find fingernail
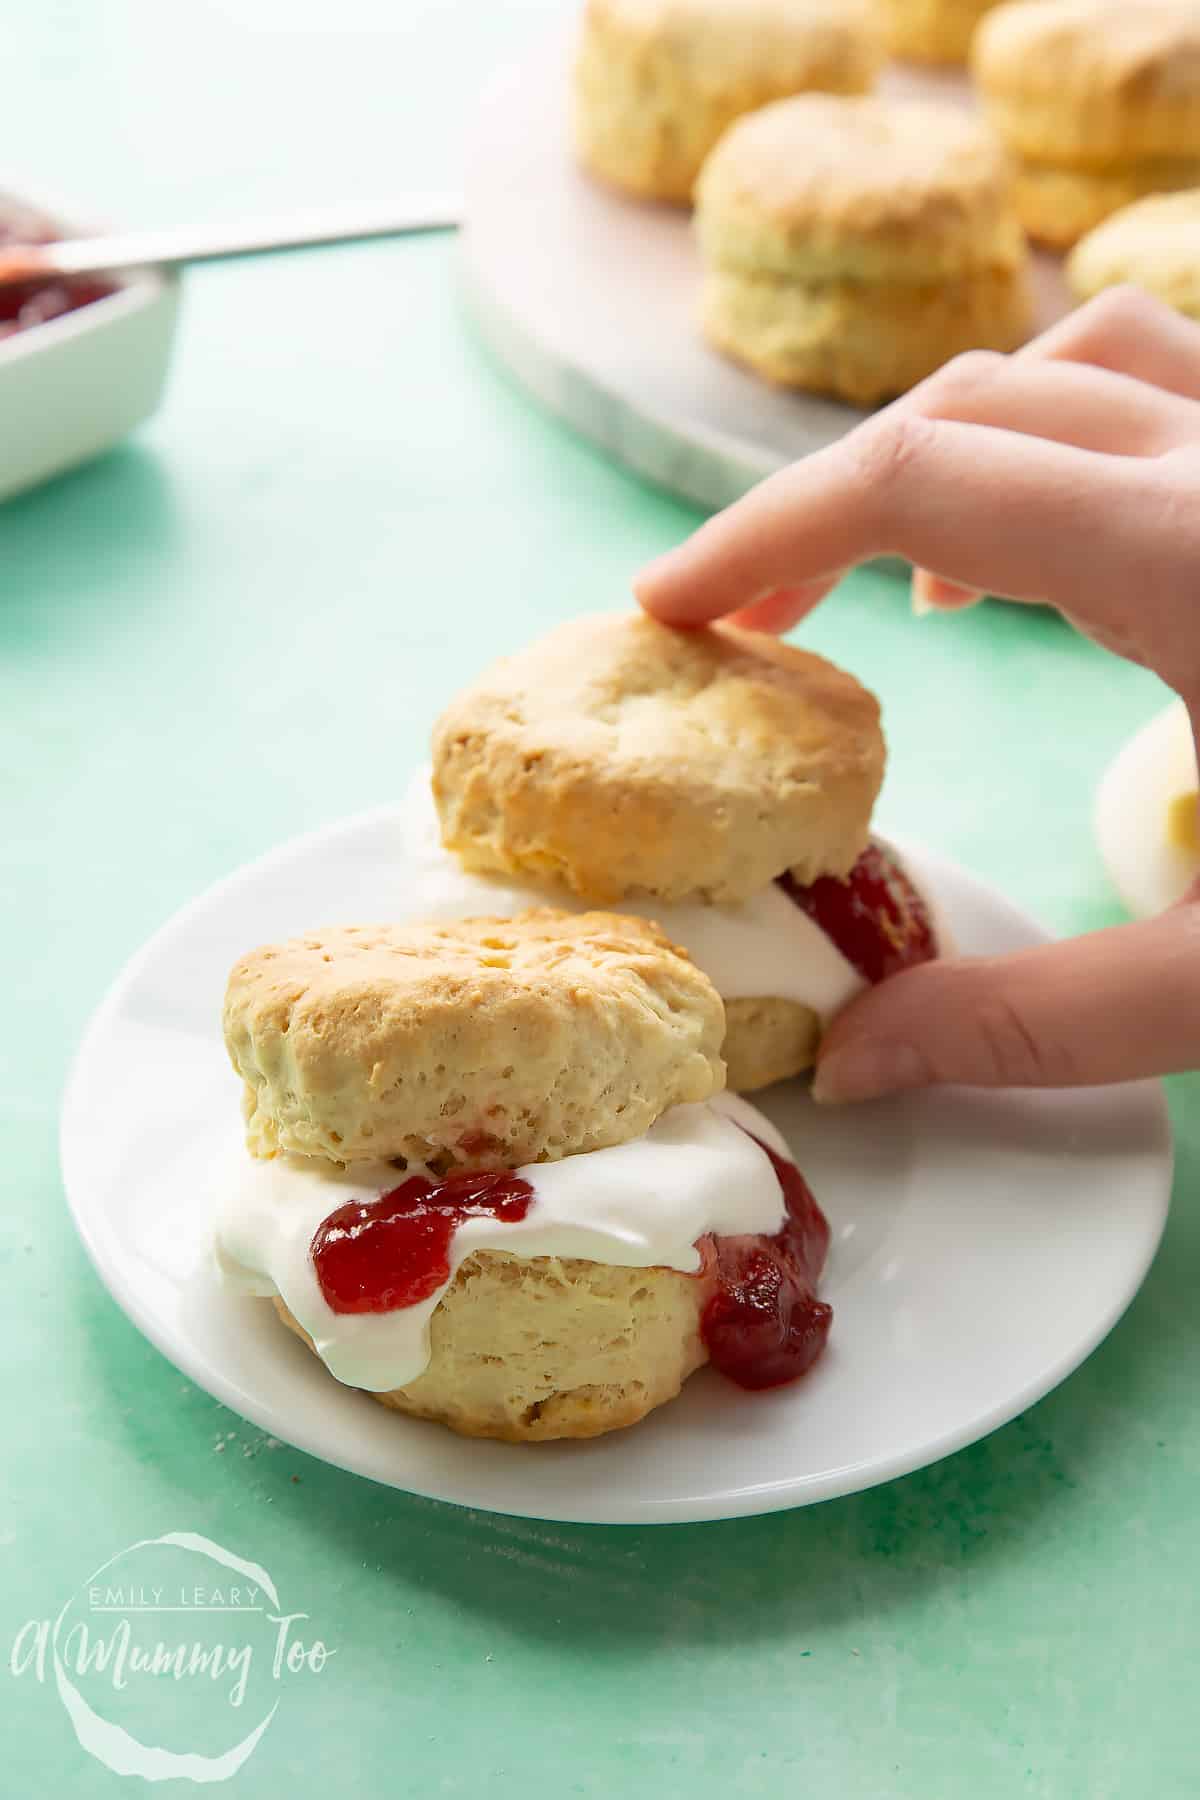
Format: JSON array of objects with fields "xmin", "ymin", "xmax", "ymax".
[
  {"xmin": 911, "ymin": 570, "xmax": 979, "ymax": 615},
  {"xmin": 812, "ymin": 1042, "xmax": 931, "ymax": 1104}
]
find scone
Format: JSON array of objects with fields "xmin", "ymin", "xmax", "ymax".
[
  {"xmin": 215, "ymin": 911, "xmax": 835, "ymax": 1441},
  {"xmin": 881, "ymin": 0, "xmax": 1006, "ymax": 65},
  {"xmin": 573, "ymin": 0, "xmax": 883, "ymax": 204},
  {"xmin": 419, "ymin": 613, "xmax": 943, "ymax": 1093},
  {"xmin": 1067, "ymin": 189, "xmax": 1200, "ymax": 320},
  {"xmin": 972, "ymin": 0, "xmax": 1200, "ymax": 247},
  {"xmin": 693, "ymin": 94, "xmax": 1031, "ymax": 404}
]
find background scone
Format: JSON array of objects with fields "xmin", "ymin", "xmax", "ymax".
[
  {"xmin": 973, "ymin": 0, "xmax": 1200, "ymax": 247},
  {"xmin": 425, "ymin": 614, "xmax": 941, "ymax": 1093},
  {"xmin": 1067, "ymin": 190, "xmax": 1200, "ymax": 320},
  {"xmin": 693, "ymin": 94, "xmax": 1031, "ymax": 404},
  {"xmin": 881, "ymin": 0, "xmax": 1006, "ymax": 65},
  {"xmin": 573, "ymin": 0, "xmax": 883, "ymax": 204},
  {"xmin": 224, "ymin": 909, "xmax": 724, "ymax": 1167}
]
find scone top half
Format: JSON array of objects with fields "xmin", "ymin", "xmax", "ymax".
[
  {"xmin": 431, "ymin": 614, "xmax": 885, "ymax": 906},
  {"xmin": 223, "ymin": 909, "xmax": 725, "ymax": 1169},
  {"xmin": 695, "ymin": 93, "xmax": 1027, "ymax": 287},
  {"xmin": 972, "ymin": 0, "xmax": 1200, "ymax": 167}
]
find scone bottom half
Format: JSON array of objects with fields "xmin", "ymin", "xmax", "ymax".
[{"xmin": 217, "ymin": 910, "xmax": 837, "ymax": 1442}]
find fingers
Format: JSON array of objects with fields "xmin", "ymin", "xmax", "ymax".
[
  {"xmin": 903, "ymin": 347, "xmax": 1198, "ymax": 457},
  {"xmin": 727, "ymin": 576, "xmax": 842, "ymax": 634},
  {"xmin": 812, "ymin": 904, "xmax": 1200, "ymax": 1101},
  {"xmin": 636, "ymin": 409, "xmax": 1177, "ymax": 626},
  {"xmin": 1024, "ymin": 285, "xmax": 1200, "ymax": 403}
]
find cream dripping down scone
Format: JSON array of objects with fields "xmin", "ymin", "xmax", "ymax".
[
  {"xmin": 972, "ymin": 0, "xmax": 1200, "ymax": 248},
  {"xmin": 693, "ymin": 94, "xmax": 1031, "ymax": 404},
  {"xmin": 573, "ymin": 0, "xmax": 884, "ymax": 204},
  {"xmin": 419, "ymin": 613, "xmax": 943, "ymax": 1093},
  {"xmin": 215, "ymin": 910, "xmax": 836, "ymax": 1441}
]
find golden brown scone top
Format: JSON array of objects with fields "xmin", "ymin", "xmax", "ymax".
[
  {"xmin": 695, "ymin": 93, "xmax": 1025, "ymax": 284},
  {"xmin": 974, "ymin": 0, "xmax": 1200, "ymax": 99},
  {"xmin": 973, "ymin": 1, "xmax": 1200, "ymax": 164},
  {"xmin": 224, "ymin": 910, "xmax": 725, "ymax": 1169},
  {"xmin": 1067, "ymin": 189, "xmax": 1200, "ymax": 317},
  {"xmin": 431, "ymin": 614, "xmax": 885, "ymax": 905}
]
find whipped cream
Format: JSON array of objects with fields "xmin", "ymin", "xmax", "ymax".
[
  {"xmin": 214, "ymin": 1092, "xmax": 790, "ymax": 1393},
  {"xmin": 397, "ymin": 771, "xmax": 865, "ymax": 1019}
]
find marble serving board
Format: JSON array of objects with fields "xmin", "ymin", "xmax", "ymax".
[{"xmin": 460, "ymin": 41, "xmax": 1075, "ymax": 513}]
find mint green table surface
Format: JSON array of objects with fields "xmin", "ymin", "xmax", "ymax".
[{"xmin": 3, "ymin": 4, "xmax": 1196, "ymax": 1794}]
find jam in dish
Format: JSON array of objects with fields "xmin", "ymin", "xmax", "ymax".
[
  {"xmin": 311, "ymin": 1133, "xmax": 831, "ymax": 1393},
  {"xmin": 779, "ymin": 841, "xmax": 937, "ymax": 984},
  {"xmin": 0, "ymin": 198, "xmax": 113, "ymax": 342}
]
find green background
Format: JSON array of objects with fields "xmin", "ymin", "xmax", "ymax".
[{"xmin": 3, "ymin": 2, "xmax": 1195, "ymax": 1793}]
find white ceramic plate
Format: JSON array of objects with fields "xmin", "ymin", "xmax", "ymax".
[
  {"xmin": 61, "ymin": 807, "xmax": 1172, "ymax": 1525},
  {"xmin": 1095, "ymin": 699, "xmax": 1199, "ymax": 918}
]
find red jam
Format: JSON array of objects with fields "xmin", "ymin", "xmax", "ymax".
[
  {"xmin": 312, "ymin": 1170, "xmax": 534, "ymax": 1313},
  {"xmin": 0, "ymin": 199, "xmax": 114, "ymax": 342},
  {"xmin": 700, "ymin": 1138, "xmax": 832, "ymax": 1391},
  {"xmin": 311, "ymin": 1135, "xmax": 832, "ymax": 1395},
  {"xmin": 779, "ymin": 840, "xmax": 936, "ymax": 984}
]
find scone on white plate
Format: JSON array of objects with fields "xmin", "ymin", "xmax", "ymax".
[
  {"xmin": 216, "ymin": 910, "xmax": 834, "ymax": 1442},
  {"xmin": 420, "ymin": 613, "xmax": 945, "ymax": 1093}
]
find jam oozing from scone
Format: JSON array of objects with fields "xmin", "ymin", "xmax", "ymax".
[
  {"xmin": 313, "ymin": 1171, "xmax": 534, "ymax": 1313},
  {"xmin": 701, "ymin": 1138, "xmax": 832, "ymax": 1391},
  {"xmin": 0, "ymin": 200, "xmax": 115, "ymax": 342},
  {"xmin": 779, "ymin": 841, "xmax": 936, "ymax": 984},
  {"xmin": 312, "ymin": 1137, "xmax": 833, "ymax": 1393}
]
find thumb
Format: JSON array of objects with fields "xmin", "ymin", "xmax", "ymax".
[{"xmin": 812, "ymin": 905, "xmax": 1200, "ymax": 1101}]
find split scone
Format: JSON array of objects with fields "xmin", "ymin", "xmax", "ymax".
[
  {"xmin": 1067, "ymin": 189, "xmax": 1200, "ymax": 321},
  {"xmin": 573, "ymin": 0, "xmax": 883, "ymax": 204},
  {"xmin": 881, "ymin": 0, "xmax": 1006, "ymax": 65},
  {"xmin": 972, "ymin": 0, "xmax": 1200, "ymax": 248},
  {"xmin": 415, "ymin": 613, "xmax": 943, "ymax": 1094},
  {"xmin": 693, "ymin": 94, "xmax": 1031, "ymax": 404},
  {"xmin": 216, "ymin": 910, "xmax": 835, "ymax": 1441}
]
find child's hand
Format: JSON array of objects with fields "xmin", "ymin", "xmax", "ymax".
[{"xmin": 635, "ymin": 289, "xmax": 1200, "ymax": 1100}]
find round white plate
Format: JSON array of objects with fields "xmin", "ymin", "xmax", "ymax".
[
  {"xmin": 1095, "ymin": 699, "xmax": 1198, "ymax": 919},
  {"xmin": 460, "ymin": 42, "xmax": 1076, "ymax": 513},
  {"xmin": 61, "ymin": 807, "xmax": 1171, "ymax": 1526}
]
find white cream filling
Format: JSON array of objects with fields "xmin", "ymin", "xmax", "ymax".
[
  {"xmin": 214, "ymin": 1092, "xmax": 790, "ymax": 1393},
  {"xmin": 397, "ymin": 771, "xmax": 866, "ymax": 1020}
]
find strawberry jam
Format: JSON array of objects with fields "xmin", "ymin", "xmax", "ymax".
[
  {"xmin": 701, "ymin": 1139, "xmax": 832, "ymax": 1390},
  {"xmin": 0, "ymin": 198, "xmax": 114, "ymax": 343},
  {"xmin": 313, "ymin": 1170, "xmax": 534, "ymax": 1313},
  {"xmin": 779, "ymin": 840, "xmax": 936, "ymax": 984},
  {"xmin": 311, "ymin": 1136, "xmax": 833, "ymax": 1394}
]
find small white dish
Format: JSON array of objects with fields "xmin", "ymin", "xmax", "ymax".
[
  {"xmin": 1095, "ymin": 699, "xmax": 1199, "ymax": 918},
  {"xmin": 60, "ymin": 804, "xmax": 1172, "ymax": 1526},
  {"xmin": 0, "ymin": 190, "xmax": 179, "ymax": 503}
]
